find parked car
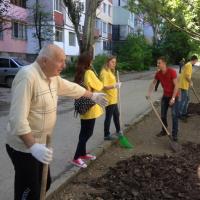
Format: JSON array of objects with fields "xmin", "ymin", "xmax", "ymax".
[{"xmin": 0, "ymin": 57, "xmax": 29, "ymax": 87}]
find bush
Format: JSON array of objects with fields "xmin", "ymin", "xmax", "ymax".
[
  {"xmin": 92, "ymin": 54, "xmax": 107, "ymax": 74},
  {"xmin": 116, "ymin": 34, "xmax": 152, "ymax": 71},
  {"xmin": 61, "ymin": 56, "xmax": 78, "ymax": 78}
]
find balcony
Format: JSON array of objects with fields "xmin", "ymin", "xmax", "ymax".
[{"xmin": 54, "ymin": 11, "xmax": 64, "ymax": 26}]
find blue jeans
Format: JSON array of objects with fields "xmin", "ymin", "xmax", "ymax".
[
  {"xmin": 161, "ymin": 96, "xmax": 179, "ymax": 138},
  {"xmin": 179, "ymin": 89, "xmax": 189, "ymax": 116}
]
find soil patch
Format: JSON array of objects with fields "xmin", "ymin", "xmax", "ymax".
[
  {"xmin": 188, "ymin": 103, "xmax": 200, "ymax": 115},
  {"xmin": 89, "ymin": 142, "xmax": 200, "ymax": 200},
  {"xmin": 49, "ymin": 71, "xmax": 200, "ymax": 200}
]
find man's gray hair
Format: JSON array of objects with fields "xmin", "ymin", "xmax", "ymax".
[{"xmin": 38, "ymin": 45, "xmax": 53, "ymax": 59}]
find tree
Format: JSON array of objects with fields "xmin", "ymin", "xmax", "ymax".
[
  {"xmin": 128, "ymin": 0, "xmax": 200, "ymax": 41},
  {"xmin": 28, "ymin": 0, "xmax": 54, "ymax": 50},
  {"xmin": 63, "ymin": 0, "xmax": 103, "ymax": 54},
  {"xmin": 0, "ymin": 0, "xmax": 10, "ymax": 32}
]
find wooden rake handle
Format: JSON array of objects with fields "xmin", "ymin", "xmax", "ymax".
[
  {"xmin": 146, "ymin": 97, "xmax": 171, "ymax": 136},
  {"xmin": 191, "ymin": 85, "xmax": 200, "ymax": 103},
  {"xmin": 40, "ymin": 134, "xmax": 51, "ymax": 200},
  {"xmin": 117, "ymin": 70, "xmax": 122, "ymax": 128}
]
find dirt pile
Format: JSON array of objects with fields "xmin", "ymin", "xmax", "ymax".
[{"xmin": 89, "ymin": 143, "xmax": 200, "ymax": 200}]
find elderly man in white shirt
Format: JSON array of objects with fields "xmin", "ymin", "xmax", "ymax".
[{"xmin": 6, "ymin": 44, "xmax": 107, "ymax": 200}]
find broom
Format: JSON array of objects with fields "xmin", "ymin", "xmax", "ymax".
[{"xmin": 117, "ymin": 70, "xmax": 133, "ymax": 149}]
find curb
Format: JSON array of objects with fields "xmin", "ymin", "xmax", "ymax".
[{"xmin": 46, "ymin": 106, "xmax": 153, "ymax": 200}]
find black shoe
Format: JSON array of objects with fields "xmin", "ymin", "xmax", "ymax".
[
  {"xmin": 104, "ymin": 135, "xmax": 115, "ymax": 141},
  {"xmin": 156, "ymin": 131, "xmax": 167, "ymax": 137},
  {"xmin": 184, "ymin": 114, "xmax": 192, "ymax": 118},
  {"xmin": 172, "ymin": 137, "xmax": 178, "ymax": 142},
  {"xmin": 179, "ymin": 116, "xmax": 187, "ymax": 122}
]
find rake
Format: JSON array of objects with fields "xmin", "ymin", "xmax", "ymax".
[
  {"xmin": 117, "ymin": 70, "xmax": 133, "ymax": 149},
  {"xmin": 146, "ymin": 97, "xmax": 181, "ymax": 153}
]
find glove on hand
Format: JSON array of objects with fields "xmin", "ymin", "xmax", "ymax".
[
  {"xmin": 91, "ymin": 92, "xmax": 108, "ymax": 107},
  {"xmin": 114, "ymin": 82, "xmax": 122, "ymax": 89},
  {"xmin": 30, "ymin": 143, "xmax": 53, "ymax": 164}
]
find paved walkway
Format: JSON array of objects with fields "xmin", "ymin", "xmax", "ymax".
[{"xmin": 0, "ymin": 69, "xmax": 164, "ymax": 199}]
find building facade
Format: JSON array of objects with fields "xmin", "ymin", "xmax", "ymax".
[
  {"xmin": 0, "ymin": 0, "xmax": 152, "ymax": 60},
  {"xmin": 0, "ymin": 0, "xmax": 29, "ymax": 59}
]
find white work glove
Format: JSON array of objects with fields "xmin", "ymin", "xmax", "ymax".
[
  {"xmin": 91, "ymin": 92, "xmax": 108, "ymax": 107},
  {"xmin": 30, "ymin": 143, "xmax": 53, "ymax": 164},
  {"xmin": 114, "ymin": 82, "xmax": 122, "ymax": 89}
]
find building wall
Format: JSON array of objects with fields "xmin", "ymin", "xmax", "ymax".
[
  {"xmin": 94, "ymin": 0, "xmax": 113, "ymax": 56},
  {"xmin": 112, "ymin": 0, "xmax": 135, "ymax": 41},
  {"xmin": 0, "ymin": 4, "xmax": 28, "ymax": 54},
  {"xmin": 27, "ymin": 0, "xmax": 54, "ymax": 54}
]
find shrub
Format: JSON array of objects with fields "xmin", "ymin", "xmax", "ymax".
[
  {"xmin": 116, "ymin": 34, "xmax": 152, "ymax": 71},
  {"xmin": 92, "ymin": 54, "xmax": 107, "ymax": 74}
]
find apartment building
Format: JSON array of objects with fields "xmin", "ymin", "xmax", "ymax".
[
  {"xmin": 0, "ymin": 0, "xmax": 29, "ymax": 59},
  {"xmin": 94, "ymin": 0, "xmax": 113, "ymax": 55},
  {"xmin": 0, "ymin": 0, "xmax": 152, "ymax": 60},
  {"xmin": 112, "ymin": 0, "xmax": 135, "ymax": 41}
]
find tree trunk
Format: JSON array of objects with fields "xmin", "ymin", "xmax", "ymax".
[{"xmin": 81, "ymin": 0, "xmax": 98, "ymax": 54}]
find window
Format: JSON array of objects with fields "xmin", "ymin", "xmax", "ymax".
[
  {"xmin": 103, "ymin": 22, "xmax": 107, "ymax": 33},
  {"xmin": 55, "ymin": 27, "xmax": 63, "ymax": 42},
  {"xmin": 10, "ymin": 60, "xmax": 18, "ymax": 68},
  {"xmin": 103, "ymin": 41, "xmax": 107, "ymax": 50},
  {"xmin": 0, "ymin": 23, "xmax": 3, "ymax": 40},
  {"xmin": 10, "ymin": 0, "xmax": 26, "ymax": 8},
  {"xmin": 12, "ymin": 22, "xmax": 27, "ymax": 40},
  {"xmin": 0, "ymin": 58, "xmax": 10, "ymax": 68},
  {"xmin": 108, "ymin": 5, "xmax": 111, "ymax": 16},
  {"xmin": 103, "ymin": 3, "xmax": 106, "ymax": 13},
  {"xmin": 54, "ymin": 0, "xmax": 62, "ymax": 12},
  {"xmin": 69, "ymin": 32, "xmax": 76, "ymax": 46},
  {"xmin": 108, "ymin": 23, "xmax": 112, "ymax": 34},
  {"xmin": 103, "ymin": 41, "xmax": 111, "ymax": 51}
]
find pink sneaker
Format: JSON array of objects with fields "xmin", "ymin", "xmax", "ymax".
[
  {"xmin": 71, "ymin": 158, "xmax": 87, "ymax": 168},
  {"xmin": 80, "ymin": 154, "xmax": 96, "ymax": 161}
]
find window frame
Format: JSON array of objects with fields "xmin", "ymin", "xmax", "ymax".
[
  {"xmin": 108, "ymin": 5, "xmax": 111, "ymax": 16},
  {"xmin": 103, "ymin": 22, "xmax": 107, "ymax": 33},
  {"xmin": 55, "ymin": 27, "xmax": 63, "ymax": 42},
  {"xmin": 54, "ymin": 0, "xmax": 62, "ymax": 12},
  {"xmin": 103, "ymin": 3, "xmax": 106, "ymax": 13},
  {"xmin": 12, "ymin": 21, "xmax": 27, "ymax": 40},
  {"xmin": 0, "ymin": 58, "xmax": 10, "ymax": 68},
  {"xmin": 69, "ymin": 32, "xmax": 76, "ymax": 46}
]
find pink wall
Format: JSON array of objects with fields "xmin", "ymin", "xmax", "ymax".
[{"xmin": 0, "ymin": 5, "xmax": 28, "ymax": 53}]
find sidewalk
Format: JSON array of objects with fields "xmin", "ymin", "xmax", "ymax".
[{"xmin": 0, "ymin": 70, "xmax": 163, "ymax": 199}]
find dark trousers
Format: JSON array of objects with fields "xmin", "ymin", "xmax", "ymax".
[
  {"xmin": 104, "ymin": 104, "xmax": 121, "ymax": 137},
  {"xmin": 6, "ymin": 144, "xmax": 51, "ymax": 200},
  {"xmin": 74, "ymin": 118, "xmax": 96, "ymax": 160},
  {"xmin": 161, "ymin": 96, "xmax": 179, "ymax": 138}
]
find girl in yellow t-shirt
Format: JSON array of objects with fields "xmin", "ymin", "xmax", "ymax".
[
  {"xmin": 100, "ymin": 56, "xmax": 122, "ymax": 140},
  {"xmin": 72, "ymin": 52, "xmax": 104, "ymax": 168}
]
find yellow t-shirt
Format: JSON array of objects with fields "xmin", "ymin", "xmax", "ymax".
[
  {"xmin": 80, "ymin": 69, "xmax": 104, "ymax": 119},
  {"xmin": 179, "ymin": 62, "xmax": 192, "ymax": 90},
  {"xmin": 99, "ymin": 68, "xmax": 118, "ymax": 105}
]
